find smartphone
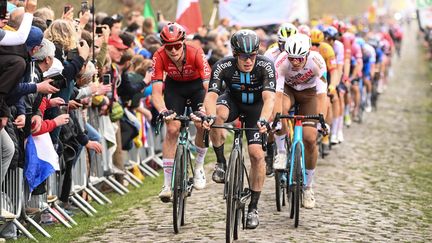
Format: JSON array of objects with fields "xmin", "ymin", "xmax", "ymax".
[
  {"xmin": 64, "ymin": 4, "xmax": 72, "ymax": 14},
  {"xmin": 102, "ymin": 74, "xmax": 111, "ymax": 85},
  {"xmin": 80, "ymin": 1, "xmax": 88, "ymax": 14},
  {"xmin": 0, "ymin": 0, "xmax": 7, "ymax": 19},
  {"xmin": 59, "ymin": 104, "xmax": 69, "ymax": 115},
  {"xmin": 95, "ymin": 26, "xmax": 103, "ymax": 35}
]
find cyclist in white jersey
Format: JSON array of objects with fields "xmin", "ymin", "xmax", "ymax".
[
  {"xmin": 263, "ymin": 23, "xmax": 297, "ymax": 176},
  {"xmin": 323, "ymin": 26, "xmax": 345, "ymax": 144},
  {"xmin": 273, "ymin": 34, "xmax": 327, "ymax": 209}
]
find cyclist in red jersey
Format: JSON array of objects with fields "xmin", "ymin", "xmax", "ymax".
[{"xmin": 151, "ymin": 23, "xmax": 212, "ymax": 202}]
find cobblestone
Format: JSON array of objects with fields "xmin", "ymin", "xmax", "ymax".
[{"xmin": 76, "ymin": 25, "xmax": 432, "ymax": 242}]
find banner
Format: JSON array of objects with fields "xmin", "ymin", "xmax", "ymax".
[
  {"xmin": 218, "ymin": 0, "xmax": 309, "ymax": 27},
  {"xmin": 176, "ymin": 0, "xmax": 203, "ymax": 34},
  {"xmin": 143, "ymin": 0, "xmax": 158, "ymax": 33}
]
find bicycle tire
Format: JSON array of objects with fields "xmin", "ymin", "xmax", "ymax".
[
  {"xmin": 181, "ymin": 149, "xmax": 191, "ymax": 226},
  {"xmin": 275, "ymin": 171, "xmax": 284, "ymax": 211},
  {"xmin": 234, "ymin": 157, "xmax": 244, "ymax": 240},
  {"xmin": 173, "ymin": 145, "xmax": 185, "ymax": 234},
  {"xmin": 293, "ymin": 143, "xmax": 302, "ymax": 228},
  {"xmin": 226, "ymin": 149, "xmax": 240, "ymax": 243}
]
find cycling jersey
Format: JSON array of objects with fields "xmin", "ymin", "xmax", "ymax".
[
  {"xmin": 275, "ymin": 51, "xmax": 327, "ymax": 94},
  {"xmin": 332, "ymin": 40, "xmax": 344, "ymax": 65},
  {"xmin": 151, "ymin": 43, "xmax": 211, "ymax": 82},
  {"xmin": 208, "ymin": 55, "xmax": 276, "ymax": 104},
  {"xmin": 362, "ymin": 43, "xmax": 376, "ymax": 64},
  {"xmin": 264, "ymin": 45, "xmax": 282, "ymax": 63},
  {"xmin": 350, "ymin": 42, "xmax": 363, "ymax": 65},
  {"xmin": 316, "ymin": 42, "xmax": 336, "ymax": 72}
]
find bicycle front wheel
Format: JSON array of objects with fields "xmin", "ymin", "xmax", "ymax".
[
  {"xmin": 173, "ymin": 145, "xmax": 186, "ymax": 234},
  {"xmin": 226, "ymin": 149, "xmax": 240, "ymax": 243},
  {"xmin": 293, "ymin": 143, "xmax": 303, "ymax": 228}
]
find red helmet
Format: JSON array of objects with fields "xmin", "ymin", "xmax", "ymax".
[
  {"xmin": 160, "ymin": 22, "xmax": 186, "ymax": 44},
  {"xmin": 338, "ymin": 21, "xmax": 347, "ymax": 34}
]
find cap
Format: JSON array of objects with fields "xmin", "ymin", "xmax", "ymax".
[
  {"xmin": 108, "ymin": 35, "xmax": 129, "ymax": 50},
  {"xmin": 25, "ymin": 26, "xmax": 44, "ymax": 51}
]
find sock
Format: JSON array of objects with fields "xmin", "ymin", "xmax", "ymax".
[
  {"xmin": 266, "ymin": 141, "xmax": 274, "ymax": 158},
  {"xmin": 213, "ymin": 144, "xmax": 226, "ymax": 165},
  {"xmin": 344, "ymin": 105, "xmax": 350, "ymax": 116},
  {"xmin": 163, "ymin": 159, "xmax": 174, "ymax": 187},
  {"xmin": 337, "ymin": 116, "xmax": 344, "ymax": 133},
  {"xmin": 331, "ymin": 117, "xmax": 339, "ymax": 135},
  {"xmin": 306, "ymin": 169, "xmax": 315, "ymax": 188},
  {"xmin": 248, "ymin": 190, "xmax": 261, "ymax": 211},
  {"xmin": 195, "ymin": 146, "xmax": 207, "ymax": 170},
  {"xmin": 274, "ymin": 134, "xmax": 287, "ymax": 154}
]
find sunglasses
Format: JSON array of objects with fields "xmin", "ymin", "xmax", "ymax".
[
  {"xmin": 165, "ymin": 43, "xmax": 183, "ymax": 51},
  {"xmin": 237, "ymin": 53, "xmax": 257, "ymax": 61},
  {"xmin": 288, "ymin": 57, "xmax": 306, "ymax": 63}
]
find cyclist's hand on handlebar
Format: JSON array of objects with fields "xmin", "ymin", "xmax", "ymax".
[
  {"xmin": 202, "ymin": 115, "xmax": 216, "ymax": 130},
  {"xmin": 257, "ymin": 118, "xmax": 269, "ymax": 133},
  {"xmin": 160, "ymin": 109, "xmax": 176, "ymax": 121},
  {"xmin": 190, "ymin": 110, "xmax": 206, "ymax": 123}
]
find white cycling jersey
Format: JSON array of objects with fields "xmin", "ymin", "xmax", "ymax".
[
  {"xmin": 264, "ymin": 45, "xmax": 282, "ymax": 63},
  {"xmin": 333, "ymin": 40, "xmax": 344, "ymax": 65},
  {"xmin": 275, "ymin": 50, "xmax": 327, "ymax": 94}
]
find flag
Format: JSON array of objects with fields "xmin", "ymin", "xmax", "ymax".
[
  {"xmin": 176, "ymin": 0, "xmax": 203, "ymax": 34},
  {"xmin": 219, "ymin": 0, "xmax": 309, "ymax": 27},
  {"xmin": 143, "ymin": 0, "xmax": 158, "ymax": 33},
  {"xmin": 24, "ymin": 134, "xmax": 59, "ymax": 192}
]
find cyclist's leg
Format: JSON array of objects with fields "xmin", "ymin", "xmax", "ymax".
[
  {"xmin": 189, "ymin": 79, "xmax": 209, "ymax": 189},
  {"xmin": 296, "ymin": 87, "xmax": 319, "ymax": 209},
  {"xmin": 159, "ymin": 80, "xmax": 187, "ymax": 201},
  {"xmin": 350, "ymin": 78, "xmax": 361, "ymax": 119},
  {"xmin": 243, "ymin": 101, "xmax": 265, "ymax": 229},
  {"xmin": 211, "ymin": 93, "xmax": 238, "ymax": 183},
  {"xmin": 273, "ymin": 89, "xmax": 294, "ymax": 169}
]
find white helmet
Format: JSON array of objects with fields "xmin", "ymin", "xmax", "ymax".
[
  {"xmin": 284, "ymin": 33, "xmax": 311, "ymax": 58},
  {"xmin": 277, "ymin": 23, "xmax": 298, "ymax": 42}
]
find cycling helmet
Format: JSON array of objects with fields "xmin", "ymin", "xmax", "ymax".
[
  {"xmin": 323, "ymin": 26, "xmax": 339, "ymax": 39},
  {"xmin": 310, "ymin": 29, "xmax": 324, "ymax": 44},
  {"xmin": 160, "ymin": 22, "xmax": 186, "ymax": 44},
  {"xmin": 315, "ymin": 24, "xmax": 325, "ymax": 32},
  {"xmin": 277, "ymin": 23, "xmax": 298, "ymax": 42},
  {"xmin": 230, "ymin": 29, "xmax": 260, "ymax": 54},
  {"xmin": 285, "ymin": 33, "xmax": 311, "ymax": 58},
  {"xmin": 298, "ymin": 24, "xmax": 311, "ymax": 37},
  {"xmin": 337, "ymin": 21, "xmax": 347, "ymax": 34}
]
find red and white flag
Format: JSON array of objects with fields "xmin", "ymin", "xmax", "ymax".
[{"xmin": 176, "ymin": 0, "xmax": 203, "ymax": 34}]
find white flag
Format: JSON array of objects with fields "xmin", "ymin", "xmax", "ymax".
[{"xmin": 219, "ymin": 0, "xmax": 309, "ymax": 27}]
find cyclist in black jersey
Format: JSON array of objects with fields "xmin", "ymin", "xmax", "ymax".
[{"xmin": 203, "ymin": 29, "xmax": 276, "ymax": 229}]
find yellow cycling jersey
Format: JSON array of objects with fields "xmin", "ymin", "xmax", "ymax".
[{"xmin": 315, "ymin": 42, "xmax": 336, "ymax": 72}]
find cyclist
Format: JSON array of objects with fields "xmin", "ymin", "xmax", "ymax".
[
  {"xmin": 273, "ymin": 33, "xmax": 327, "ymax": 209},
  {"xmin": 355, "ymin": 37, "xmax": 376, "ymax": 113},
  {"xmin": 202, "ymin": 29, "xmax": 276, "ymax": 229},
  {"xmin": 310, "ymin": 28, "xmax": 338, "ymax": 154},
  {"xmin": 264, "ymin": 23, "xmax": 297, "ymax": 176},
  {"xmin": 152, "ymin": 22, "xmax": 212, "ymax": 202},
  {"xmin": 323, "ymin": 26, "xmax": 345, "ymax": 144}
]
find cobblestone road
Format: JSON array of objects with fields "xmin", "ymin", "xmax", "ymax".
[{"xmin": 77, "ymin": 24, "xmax": 432, "ymax": 242}]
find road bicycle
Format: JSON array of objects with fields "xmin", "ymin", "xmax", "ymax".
[
  {"xmin": 156, "ymin": 105, "xmax": 195, "ymax": 234},
  {"xmin": 204, "ymin": 115, "xmax": 267, "ymax": 243},
  {"xmin": 272, "ymin": 112, "xmax": 326, "ymax": 227}
]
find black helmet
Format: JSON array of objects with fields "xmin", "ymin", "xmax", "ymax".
[{"xmin": 230, "ymin": 29, "xmax": 260, "ymax": 54}]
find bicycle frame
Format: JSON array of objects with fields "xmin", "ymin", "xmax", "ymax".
[{"xmin": 289, "ymin": 119, "xmax": 307, "ymax": 187}]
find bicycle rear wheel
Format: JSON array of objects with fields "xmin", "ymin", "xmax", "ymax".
[
  {"xmin": 173, "ymin": 145, "xmax": 186, "ymax": 234},
  {"xmin": 226, "ymin": 149, "xmax": 240, "ymax": 243},
  {"xmin": 275, "ymin": 171, "xmax": 286, "ymax": 211},
  {"xmin": 293, "ymin": 143, "xmax": 303, "ymax": 228}
]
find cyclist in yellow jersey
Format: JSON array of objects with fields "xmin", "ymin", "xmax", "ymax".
[{"xmin": 310, "ymin": 29, "xmax": 338, "ymax": 154}]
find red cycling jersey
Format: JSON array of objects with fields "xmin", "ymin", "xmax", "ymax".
[{"xmin": 151, "ymin": 43, "xmax": 211, "ymax": 82}]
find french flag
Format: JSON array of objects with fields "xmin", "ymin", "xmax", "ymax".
[
  {"xmin": 176, "ymin": 0, "xmax": 203, "ymax": 34},
  {"xmin": 24, "ymin": 134, "xmax": 60, "ymax": 192}
]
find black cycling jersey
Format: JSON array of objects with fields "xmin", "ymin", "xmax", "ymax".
[{"xmin": 208, "ymin": 55, "xmax": 276, "ymax": 104}]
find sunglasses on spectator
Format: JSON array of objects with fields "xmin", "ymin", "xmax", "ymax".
[
  {"xmin": 237, "ymin": 53, "xmax": 257, "ymax": 61},
  {"xmin": 165, "ymin": 43, "xmax": 183, "ymax": 51},
  {"xmin": 288, "ymin": 57, "xmax": 306, "ymax": 63}
]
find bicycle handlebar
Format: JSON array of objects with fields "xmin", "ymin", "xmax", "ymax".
[
  {"xmin": 272, "ymin": 112, "xmax": 328, "ymax": 136},
  {"xmin": 203, "ymin": 125, "xmax": 268, "ymax": 151}
]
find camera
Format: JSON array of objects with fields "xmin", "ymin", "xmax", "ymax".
[
  {"xmin": 102, "ymin": 74, "xmax": 111, "ymax": 85},
  {"xmin": 45, "ymin": 72, "xmax": 67, "ymax": 89},
  {"xmin": 58, "ymin": 104, "xmax": 69, "ymax": 115},
  {"xmin": 95, "ymin": 26, "xmax": 104, "ymax": 35},
  {"xmin": 66, "ymin": 48, "xmax": 79, "ymax": 61},
  {"xmin": 0, "ymin": 0, "xmax": 7, "ymax": 19},
  {"xmin": 80, "ymin": 1, "xmax": 88, "ymax": 14},
  {"xmin": 64, "ymin": 4, "xmax": 72, "ymax": 14}
]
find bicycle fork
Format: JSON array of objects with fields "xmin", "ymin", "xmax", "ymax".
[{"xmin": 288, "ymin": 121, "xmax": 307, "ymax": 188}]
